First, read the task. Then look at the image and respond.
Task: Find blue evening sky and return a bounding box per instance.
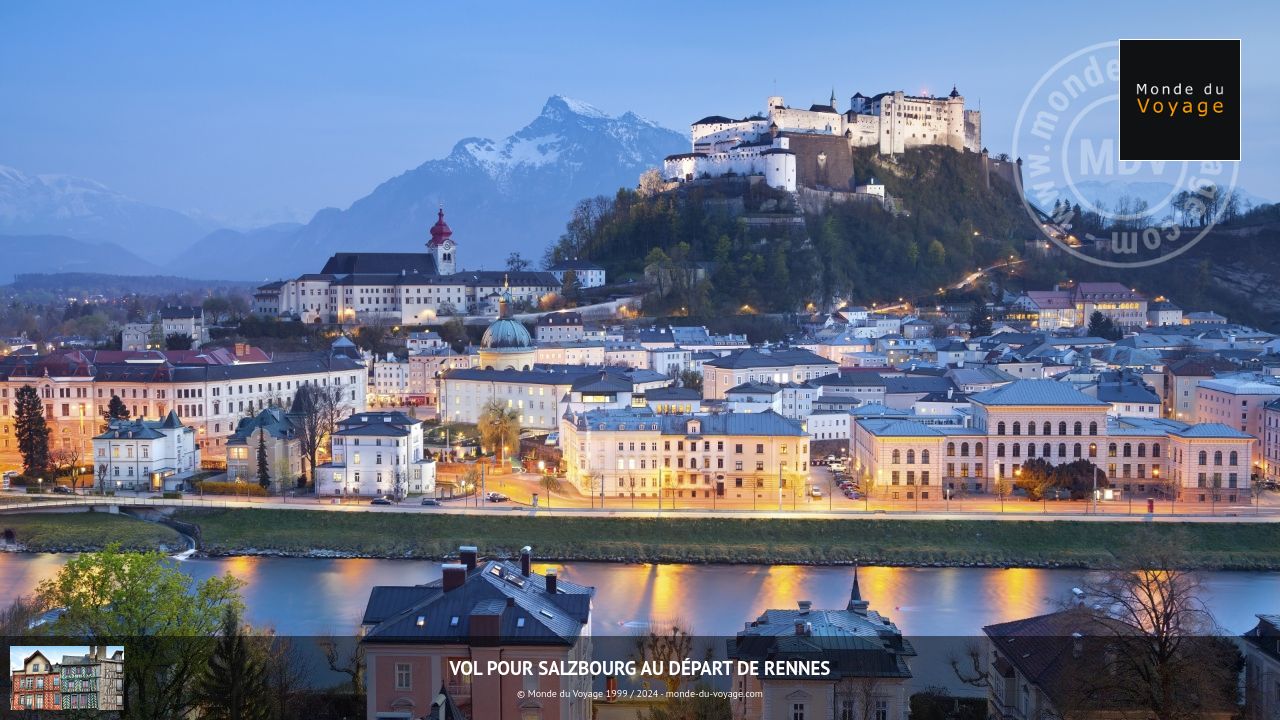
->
[1,1,1276,225]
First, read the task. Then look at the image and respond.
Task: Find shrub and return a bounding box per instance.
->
[195,481,268,497]
[162,492,183,500]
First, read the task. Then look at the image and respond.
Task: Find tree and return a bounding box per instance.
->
[538,472,562,509]
[195,606,271,720]
[677,369,703,393]
[293,384,348,490]
[1073,537,1242,720]
[256,429,271,489]
[506,252,530,272]
[103,393,131,424]
[477,399,520,466]
[1013,457,1056,500]
[165,332,195,350]
[632,620,696,694]
[560,269,582,302]
[14,384,50,478]
[1087,310,1122,341]
[637,168,666,197]
[966,303,992,338]
[438,317,469,352]
[38,545,243,720]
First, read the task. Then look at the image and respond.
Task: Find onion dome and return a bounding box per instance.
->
[428,208,453,247]
[481,319,532,350]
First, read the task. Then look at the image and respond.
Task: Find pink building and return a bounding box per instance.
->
[361,546,594,720]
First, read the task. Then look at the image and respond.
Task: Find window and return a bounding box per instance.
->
[1074,421,1083,436]
[395,663,412,690]
[792,703,806,720]
[997,422,1006,435]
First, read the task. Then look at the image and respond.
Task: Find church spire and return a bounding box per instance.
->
[830,88,838,109]
[847,564,869,615]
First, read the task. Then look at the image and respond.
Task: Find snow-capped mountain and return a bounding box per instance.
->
[170,95,687,279]
[0,165,218,264]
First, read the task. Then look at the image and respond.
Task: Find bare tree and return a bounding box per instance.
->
[632,619,696,694]
[319,635,364,702]
[293,383,348,490]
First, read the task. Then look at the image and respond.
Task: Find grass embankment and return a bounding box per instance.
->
[174,508,1280,569]
[0,512,185,552]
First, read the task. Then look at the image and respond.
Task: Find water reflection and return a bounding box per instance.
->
[1,554,1277,637]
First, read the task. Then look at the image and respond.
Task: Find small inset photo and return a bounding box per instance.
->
[9,646,125,714]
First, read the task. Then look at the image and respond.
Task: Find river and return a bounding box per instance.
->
[3,553,1278,637]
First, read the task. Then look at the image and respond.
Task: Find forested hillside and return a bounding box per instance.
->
[546,147,1035,314]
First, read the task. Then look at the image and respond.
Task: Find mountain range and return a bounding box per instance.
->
[4,100,1273,284]
[0,96,688,282]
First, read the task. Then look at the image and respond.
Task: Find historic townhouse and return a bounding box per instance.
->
[92,411,199,491]
[361,546,593,720]
[10,651,60,712]
[729,570,914,720]
[0,347,365,470]
[559,407,809,502]
[315,411,435,498]
[852,380,1255,503]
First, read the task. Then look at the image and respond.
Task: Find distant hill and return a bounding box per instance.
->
[547,146,1037,314]
[0,166,218,264]
[170,96,688,279]
[0,234,161,284]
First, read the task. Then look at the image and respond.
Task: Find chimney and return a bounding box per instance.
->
[459,545,478,571]
[1071,631,1084,659]
[520,546,532,576]
[797,600,812,615]
[442,563,467,592]
[545,568,558,594]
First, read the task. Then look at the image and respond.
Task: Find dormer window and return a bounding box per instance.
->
[686,420,701,435]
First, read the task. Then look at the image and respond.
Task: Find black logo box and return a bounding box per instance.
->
[1119,39,1240,162]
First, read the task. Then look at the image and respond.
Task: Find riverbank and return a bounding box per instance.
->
[0,512,186,553]
[158,508,1280,569]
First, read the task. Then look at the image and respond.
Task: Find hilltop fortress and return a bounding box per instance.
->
[664,89,982,193]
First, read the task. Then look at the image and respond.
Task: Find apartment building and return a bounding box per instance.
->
[702,348,837,400]
[559,407,809,502]
[316,411,435,497]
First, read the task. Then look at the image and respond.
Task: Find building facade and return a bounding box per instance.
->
[852,380,1255,503]
[361,546,593,720]
[559,408,810,502]
[0,348,366,473]
[92,411,199,491]
[315,411,435,498]
[702,348,837,400]
[10,651,60,712]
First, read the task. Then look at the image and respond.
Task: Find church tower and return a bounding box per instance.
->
[428,208,456,275]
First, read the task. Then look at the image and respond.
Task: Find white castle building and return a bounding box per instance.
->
[253,209,559,323]
[664,89,982,192]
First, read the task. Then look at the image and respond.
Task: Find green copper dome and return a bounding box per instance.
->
[481,318,532,349]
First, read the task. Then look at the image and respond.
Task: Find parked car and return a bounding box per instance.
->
[843,489,860,500]
[420,498,441,506]
[370,497,394,506]
[810,487,823,498]
[485,492,510,503]
[52,485,74,494]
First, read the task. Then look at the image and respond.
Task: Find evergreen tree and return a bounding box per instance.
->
[256,429,271,490]
[1087,311,1122,341]
[195,605,271,720]
[967,303,993,338]
[14,385,50,478]
[102,394,131,424]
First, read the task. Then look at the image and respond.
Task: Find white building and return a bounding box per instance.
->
[547,261,606,289]
[536,312,585,343]
[665,89,980,191]
[315,411,435,498]
[702,348,838,400]
[370,355,411,405]
[254,210,559,324]
[158,306,206,347]
[92,411,199,491]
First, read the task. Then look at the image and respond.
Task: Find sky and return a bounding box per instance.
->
[10,645,124,672]
[1,0,1277,227]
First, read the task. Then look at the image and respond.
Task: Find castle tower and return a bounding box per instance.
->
[428,208,456,275]
[946,86,966,151]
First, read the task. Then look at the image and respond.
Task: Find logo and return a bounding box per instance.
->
[1012,41,1240,268]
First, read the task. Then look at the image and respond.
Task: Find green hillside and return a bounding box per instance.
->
[546,147,1035,314]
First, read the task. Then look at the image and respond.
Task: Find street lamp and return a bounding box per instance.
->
[1089,444,1098,514]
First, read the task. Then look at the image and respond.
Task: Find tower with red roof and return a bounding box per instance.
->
[427,207,456,275]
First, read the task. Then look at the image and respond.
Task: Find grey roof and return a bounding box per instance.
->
[970,380,1108,407]
[227,407,298,445]
[883,376,957,395]
[320,252,438,276]
[644,386,702,401]
[362,559,592,646]
[810,371,887,388]
[568,408,806,437]
[704,348,835,370]
[548,260,604,271]
[1095,382,1159,404]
